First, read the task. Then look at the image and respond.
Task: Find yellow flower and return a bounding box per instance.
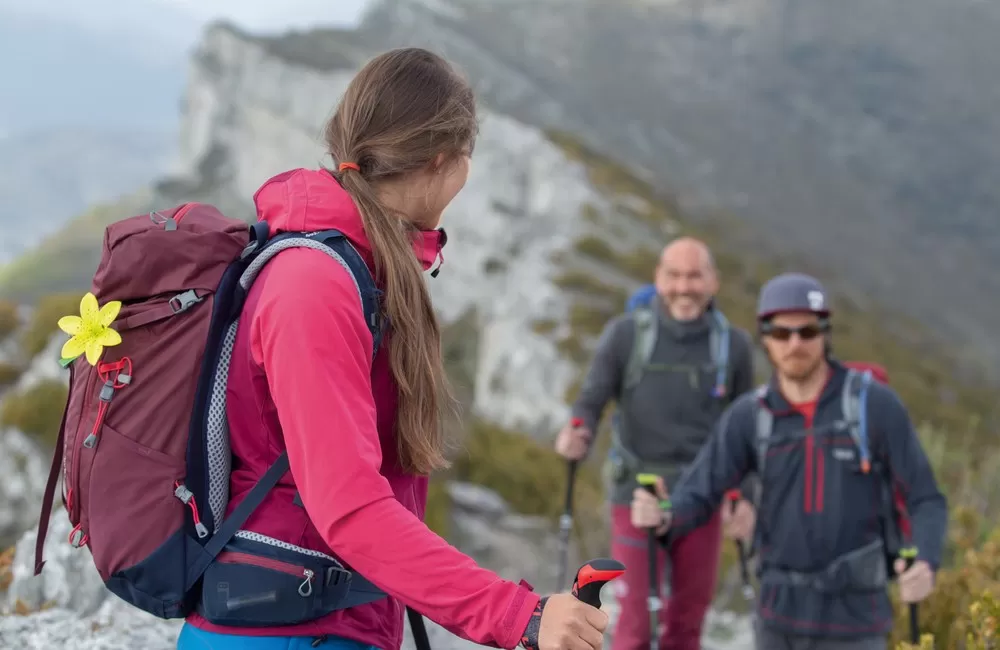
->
[57,292,122,366]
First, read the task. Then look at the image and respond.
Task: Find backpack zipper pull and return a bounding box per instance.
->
[68,523,89,548]
[298,569,315,597]
[174,482,209,538]
[83,379,117,448]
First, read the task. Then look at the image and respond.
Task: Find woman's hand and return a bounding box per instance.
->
[536,593,608,650]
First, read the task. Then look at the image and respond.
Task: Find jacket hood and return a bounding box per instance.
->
[253,168,446,271]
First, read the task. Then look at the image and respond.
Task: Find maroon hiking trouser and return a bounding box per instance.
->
[609,504,722,650]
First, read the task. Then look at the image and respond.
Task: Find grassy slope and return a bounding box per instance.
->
[0,190,153,303]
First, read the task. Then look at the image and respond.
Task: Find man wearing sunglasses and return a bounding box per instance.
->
[630,271,948,649]
[556,237,757,650]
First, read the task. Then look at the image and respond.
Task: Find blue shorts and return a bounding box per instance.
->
[177,623,380,650]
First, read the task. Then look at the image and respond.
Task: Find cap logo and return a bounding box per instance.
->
[807,290,825,311]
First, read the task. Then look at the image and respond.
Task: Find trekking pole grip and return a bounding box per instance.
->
[572,558,626,609]
[726,489,755,600]
[900,547,920,643]
[636,473,670,509]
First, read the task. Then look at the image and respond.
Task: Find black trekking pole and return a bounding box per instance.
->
[571,557,627,608]
[556,458,578,591]
[637,474,665,650]
[556,417,584,591]
[900,546,920,644]
[725,489,755,601]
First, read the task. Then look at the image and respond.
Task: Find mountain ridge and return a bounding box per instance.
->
[346,0,1000,374]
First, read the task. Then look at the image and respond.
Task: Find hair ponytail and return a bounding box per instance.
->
[324,48,476,476]
[337,169,453,474]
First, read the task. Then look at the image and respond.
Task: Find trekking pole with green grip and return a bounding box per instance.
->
[636,473,668,650]
[900,546,920,644]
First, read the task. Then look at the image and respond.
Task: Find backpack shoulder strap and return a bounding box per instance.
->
[244,229,383,355]
[709,309,731,398]
[623,307,657,393]
[753,384,773,490]
[187,228,383,587]
[841,368,874,473]
[309,229,384,355]
[749,385,772,556]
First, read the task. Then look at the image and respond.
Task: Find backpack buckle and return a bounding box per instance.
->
[169,290,203,314]
[240,241,260,260]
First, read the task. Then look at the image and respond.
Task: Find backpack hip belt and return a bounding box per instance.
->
[607,421,678,484]
[761,537,889,594]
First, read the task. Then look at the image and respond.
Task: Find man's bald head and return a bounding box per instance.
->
[658,237,716,275]
[654,236,720,321]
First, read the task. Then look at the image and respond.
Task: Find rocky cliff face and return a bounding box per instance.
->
[158,22,661,437]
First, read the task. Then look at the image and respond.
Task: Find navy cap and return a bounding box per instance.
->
[756,272,830,320]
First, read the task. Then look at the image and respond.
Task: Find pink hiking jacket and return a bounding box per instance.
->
[185,168,540,649]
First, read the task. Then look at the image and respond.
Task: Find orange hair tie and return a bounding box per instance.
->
[338,162,360,172]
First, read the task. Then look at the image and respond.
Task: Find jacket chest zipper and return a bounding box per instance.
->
[803,430,825,515]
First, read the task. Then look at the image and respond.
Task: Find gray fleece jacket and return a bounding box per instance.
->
[570,301,755,503]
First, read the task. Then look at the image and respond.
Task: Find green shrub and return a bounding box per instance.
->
[21,293,83,359]
[0,379,69,448]
[0,363,22,387]
[425,478,452,539]
[553,270,630,306]
[892,508,1000,648]
[0,192,152,303]
[0,300,19,342]
[531,319,559,336]
[449,419,604,523]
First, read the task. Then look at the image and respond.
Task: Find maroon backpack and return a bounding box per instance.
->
[33,202,396,627]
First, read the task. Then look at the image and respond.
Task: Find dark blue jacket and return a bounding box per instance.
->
[665,361,948,639]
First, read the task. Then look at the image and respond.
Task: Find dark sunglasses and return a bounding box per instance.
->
[761,322,829,341]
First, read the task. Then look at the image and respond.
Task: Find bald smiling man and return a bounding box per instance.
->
[556,237,756,650]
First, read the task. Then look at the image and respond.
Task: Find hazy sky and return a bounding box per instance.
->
[165,0,369,32]
[1,0,370,36]
[0,0,373,133]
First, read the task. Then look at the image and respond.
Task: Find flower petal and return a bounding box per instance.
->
[98,301,122,327]
[61,336,87,360]
[95,328,121,347]
[80,293,99,323]
[84,340,104,366]
[57,315,83,335]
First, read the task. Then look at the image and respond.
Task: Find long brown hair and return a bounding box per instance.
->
[324,48,477,475]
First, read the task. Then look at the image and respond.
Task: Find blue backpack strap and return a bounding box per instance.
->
[269,229,383,356]
[710,308,731,398]
[307,229,384,356]
[841,368,873,473]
